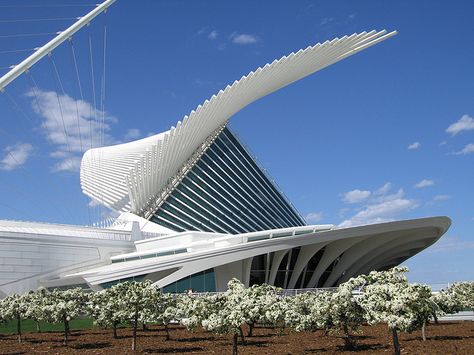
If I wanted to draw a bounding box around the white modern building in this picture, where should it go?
[0,29,451,296]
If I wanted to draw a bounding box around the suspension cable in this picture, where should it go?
[0,125,76,224]
[1,88,35,125]
[0,48,36,55]
[48,53,73,169]
[88,28,102,223]
[0,4,95,8]
[88,34,98,149]
[100,13,107,148]
[0,32,58,39]
[0,17,79,23]
[98,10,109,214]
[23,72,82,224]
[67,39,83,154]
[25,70,41,121]
[69,37,91,225]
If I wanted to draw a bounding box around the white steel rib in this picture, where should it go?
[80,30,397,214]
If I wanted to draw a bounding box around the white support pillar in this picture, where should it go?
[287,243,326,289]
[268,250,289,285]
[323,232,404,287]
[306,237,364,288]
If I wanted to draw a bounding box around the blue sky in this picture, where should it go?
[0,0,472,283]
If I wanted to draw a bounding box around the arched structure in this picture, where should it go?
[0,30,452,296]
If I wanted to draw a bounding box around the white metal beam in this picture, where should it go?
[0,0,116,91]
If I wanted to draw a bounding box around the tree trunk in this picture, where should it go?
[239,326,245,344]
[247,322,254,337]
[36,320,41,333]
[17,317,21,343]
[433,312,439,325]
[422,321,426,341]
[165,323,170,340]
[63,315,69,346]
[232,333,238,355]
[342,323,355,350]
[132,310,138,351]
[391,327,400,355]
[113,321,118,339]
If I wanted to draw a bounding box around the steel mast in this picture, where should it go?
[0,0,116,91]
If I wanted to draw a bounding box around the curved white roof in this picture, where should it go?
[70,216,450,289]
[80,30,397,213]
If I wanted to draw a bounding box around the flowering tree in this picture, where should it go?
[358,267,433,355]
[177,293,217,331]
[240,283,281,336]
[24,288,49,333]
[41,288,89,346]
[87,287,126,339]
[433,281,474,321]
[2,293,30,342]
[263,292,289,334]
[285,285,363,350]
[199,279,248,355]
[143,291,177,340]
[452,282,474,310]
[285,292,320,331]
[109,281,157,351]
[329,277,367,349]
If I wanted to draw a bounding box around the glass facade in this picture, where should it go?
[162,268,216,293]
[149,127,307,290]
[150,127,305,233]
[99,275,145,289]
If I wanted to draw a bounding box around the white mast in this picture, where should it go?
[0,0,116,91]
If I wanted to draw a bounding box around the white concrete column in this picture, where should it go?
[323,233,402,287]
[305,237,364,288]
[287,242,326,289]
[268,249,289,285]
[339,237,431,283]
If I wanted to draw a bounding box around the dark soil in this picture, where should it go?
[0,321,473,354]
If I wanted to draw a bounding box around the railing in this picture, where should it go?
[172,284,470,298]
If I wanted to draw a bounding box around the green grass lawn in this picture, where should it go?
[0,318,94,334]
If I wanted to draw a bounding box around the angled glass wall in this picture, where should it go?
[149,127,305,233]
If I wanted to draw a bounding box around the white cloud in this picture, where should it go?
[375,182,392,195]
[196,27,207,36]
[454,143,474,155]
[373,188,405,203]
[320,17,334,26]
[0,142,34,171]
[208,30,218,40]
[124,128,141,141]
[446,114,474,136]
[341,189,371,204]
[414,179,435,188]
[339,186,418,227]
[433,194,451,201]
[427,235,474,253]
[26,89,117,172]
[426,194,451,206]
[230,33,259,45]
[407,142,421,150]
[339,193,418,227]
[52,156,82,172]
[305,211,323,223]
